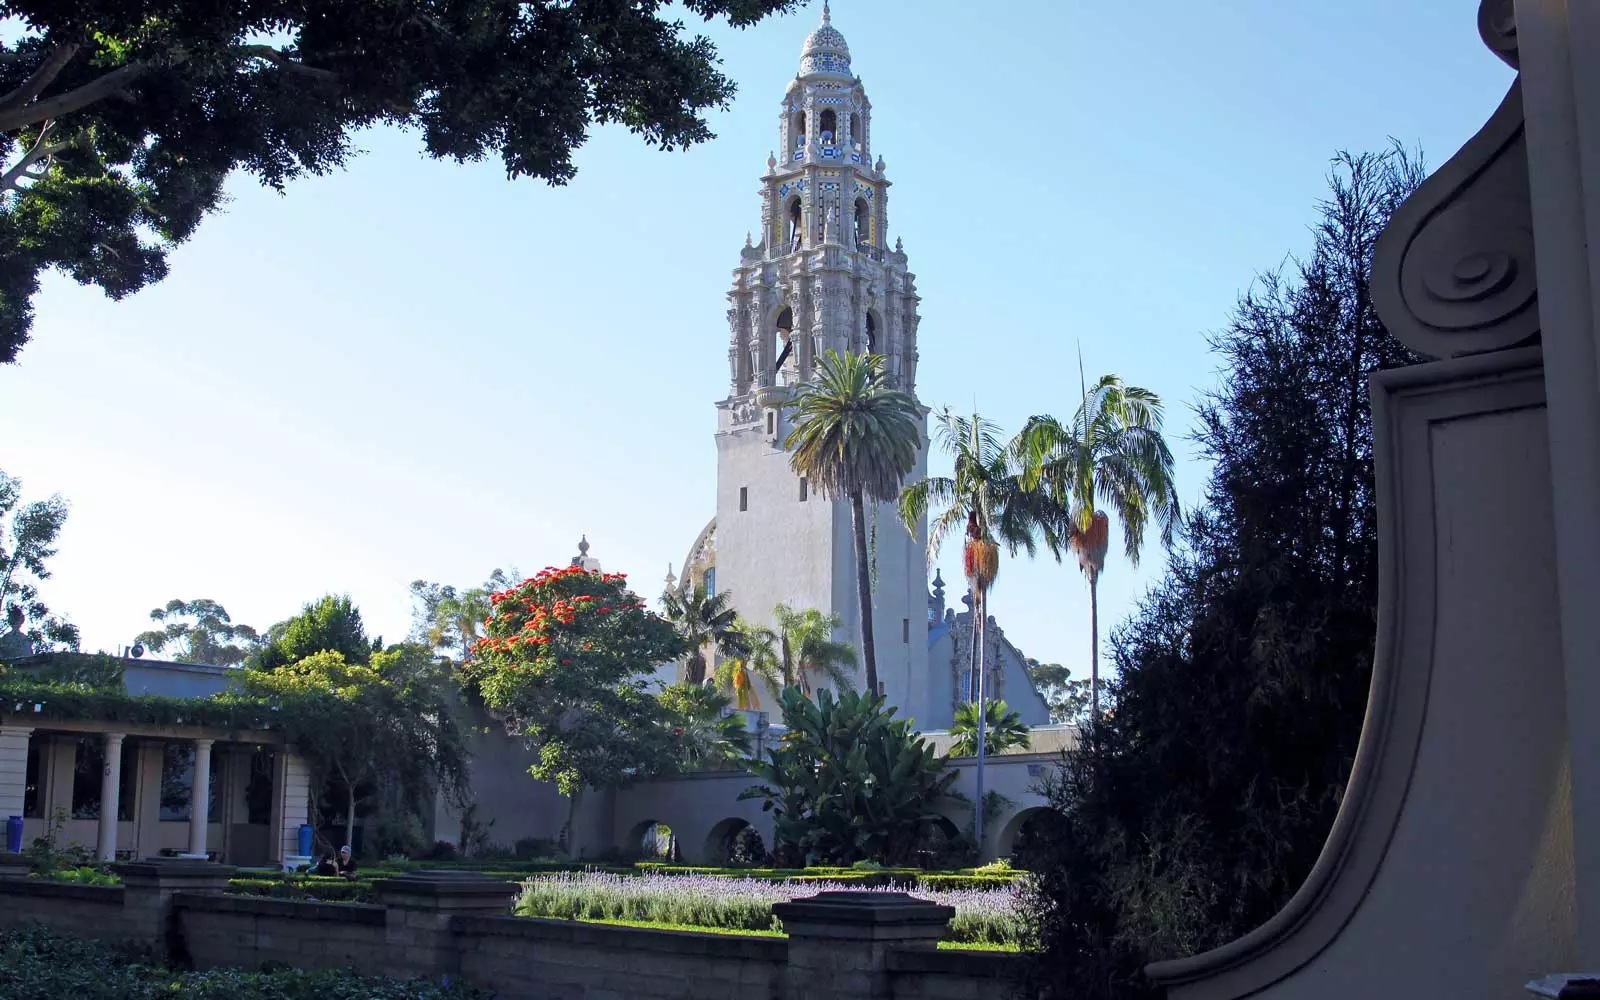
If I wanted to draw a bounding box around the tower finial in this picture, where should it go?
[822,0,831,25]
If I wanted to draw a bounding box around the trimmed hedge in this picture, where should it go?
[225,877,379,904]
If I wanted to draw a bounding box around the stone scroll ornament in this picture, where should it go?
[1370,0,1539,360]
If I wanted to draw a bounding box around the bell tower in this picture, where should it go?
[711,4,932,720]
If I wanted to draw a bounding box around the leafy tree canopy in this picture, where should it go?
[240,643,468,846]
[461,564,685,798]
[0,468,77,651]
[741,687,957,866]
[252,594,376,670]
[0,0,798,362]
[134,598,258,666]
[1025,658,1090,727]
[1019,147,1425,1000]
[409,567,519,666]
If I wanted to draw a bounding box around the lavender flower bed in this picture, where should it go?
[514,870,1030,947]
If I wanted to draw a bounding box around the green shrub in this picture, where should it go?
[225,876,379,904]
[0,925,482,998]
[915,874,1021,891]
[30,865,120,887]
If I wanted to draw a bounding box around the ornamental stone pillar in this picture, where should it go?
[775,891,952,1000]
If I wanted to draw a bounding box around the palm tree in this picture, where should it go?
[785,350,923,698]
[658,682,752,770]
[950,699,1031,757]
[773,603,857,698]
[715,621,783,710]
[661,582,744,685]
[899,409,1068,849]
[1015,370,1180,719]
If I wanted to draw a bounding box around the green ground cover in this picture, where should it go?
[0,925,481,999]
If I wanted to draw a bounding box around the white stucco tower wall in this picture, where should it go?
[709,6,931,718]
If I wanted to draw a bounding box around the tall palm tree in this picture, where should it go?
[773,603,857,698]
[715,621,783,710]
[785,350,923,698]
[1015,370,1180,719]
[899,409,1068,849]
[661,583,744,685]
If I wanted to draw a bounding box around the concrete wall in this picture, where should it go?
[455,915,787,1000]
[430,702,568,850]
[604,752,1057,864]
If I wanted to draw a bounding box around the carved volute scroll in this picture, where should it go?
[1369,0,1537,360]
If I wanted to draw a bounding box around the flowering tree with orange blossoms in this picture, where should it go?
[458,566,686,850]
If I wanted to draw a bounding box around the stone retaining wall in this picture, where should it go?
[0,865,1026,999]
[175,892,387,971]
[455,915,786,1000]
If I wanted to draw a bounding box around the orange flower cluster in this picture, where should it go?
[468,565,648,664]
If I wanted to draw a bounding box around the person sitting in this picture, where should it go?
[335,844,358,879]
[310,853,338,877]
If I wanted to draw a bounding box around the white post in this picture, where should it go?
[96,733,124,862]
[0,726,34,850]
[186,739,213,859]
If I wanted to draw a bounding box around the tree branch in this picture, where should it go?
[0,43,81,115]
[236,45,339,83]
[0,120,59,193]
[0,61,153,133]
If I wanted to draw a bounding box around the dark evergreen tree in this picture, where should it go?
[1020,147,1426,1000]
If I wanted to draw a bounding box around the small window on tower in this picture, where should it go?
[903,618,910,644]
[865,312,877,354]
[739,487,749,512]
[767,411,775,435]
[854,197,870,245]
[819,109,837,144]
[799,478,808,502]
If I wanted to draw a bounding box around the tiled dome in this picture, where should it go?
[800,4,852,76]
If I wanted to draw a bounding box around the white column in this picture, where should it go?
[96,733,124,862]
[277,750,310,864]
[186,738,212,858]
[0,726,34,846]
[1519,0,1600,966]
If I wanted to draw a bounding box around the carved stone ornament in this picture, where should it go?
[1370,0,1537,360]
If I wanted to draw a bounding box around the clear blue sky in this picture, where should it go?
[1,1,1511,681]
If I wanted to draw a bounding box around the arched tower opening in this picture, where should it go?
[787,198,803,250]
[819,109,837,144]
[792,111,806,151]
[865,311,878,354]
[854,197,871,246]
[775,306,796,383]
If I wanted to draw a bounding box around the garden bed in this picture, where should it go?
[514,870,1031,949]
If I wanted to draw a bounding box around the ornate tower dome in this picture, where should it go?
[799,3,851,77]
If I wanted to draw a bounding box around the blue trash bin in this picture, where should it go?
[297,823,313,857]
[6,815,22,854]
